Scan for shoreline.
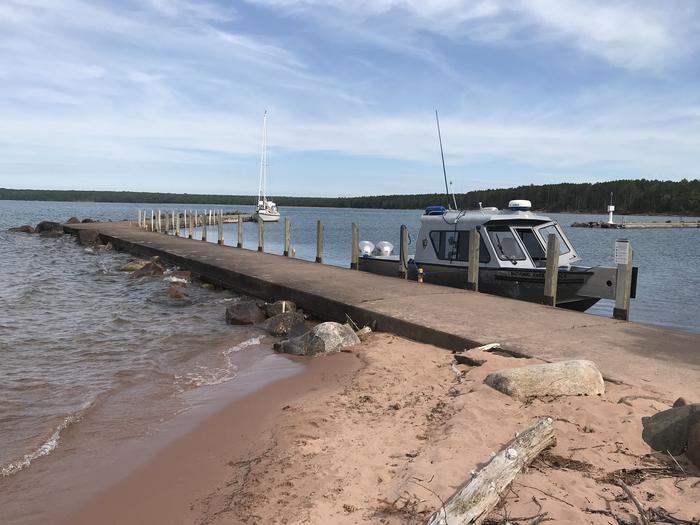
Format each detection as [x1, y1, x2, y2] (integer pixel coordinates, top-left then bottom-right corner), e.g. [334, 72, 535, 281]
[62, 333, 698, 524]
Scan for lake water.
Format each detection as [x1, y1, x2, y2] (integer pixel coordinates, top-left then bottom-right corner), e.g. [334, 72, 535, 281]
[0, 199, 698, 523]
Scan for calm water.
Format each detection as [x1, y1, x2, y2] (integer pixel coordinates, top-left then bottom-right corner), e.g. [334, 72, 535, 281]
[0, 199, 698, 522]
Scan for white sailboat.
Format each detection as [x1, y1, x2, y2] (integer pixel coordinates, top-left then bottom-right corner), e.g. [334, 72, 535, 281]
[254, 110, 281, 223]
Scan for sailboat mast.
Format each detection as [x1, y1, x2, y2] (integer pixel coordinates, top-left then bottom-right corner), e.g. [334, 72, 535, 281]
[257, 111, 267, 206]
[435, 110, 457, 210]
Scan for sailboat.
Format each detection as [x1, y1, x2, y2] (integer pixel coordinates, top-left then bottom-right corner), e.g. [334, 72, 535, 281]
[254, 110, 281, 223]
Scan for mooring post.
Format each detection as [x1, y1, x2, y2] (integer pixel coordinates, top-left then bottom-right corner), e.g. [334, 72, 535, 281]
[137, 209, 142, 228]
[315, 220, 324, 263]
[217, 210, 224, 245]
[417, 267, 424, 283]
[399, 224, 409, 278]
[236, 215, 243, 248]
[284, 218, 291, 256]
[188, 210, 193, 239]
[175, 212, 180, 236]
[467, 229, 480, 291]
[543, 233, 559, 307]
[157, 210, 162, 232]
[257, 219, 265, 252]
[613, 239, 634, 321]
[209, 210, 212, 226]
[201, 212, 207, 242]
[350, 223, 359, 270]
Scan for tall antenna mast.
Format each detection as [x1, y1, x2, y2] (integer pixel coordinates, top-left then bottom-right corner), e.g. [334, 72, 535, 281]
[257, 110, 268, 206]
[435, 110, 458, 210]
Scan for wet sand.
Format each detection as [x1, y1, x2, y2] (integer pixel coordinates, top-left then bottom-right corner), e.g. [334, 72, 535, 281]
[65, 333, 698, 524]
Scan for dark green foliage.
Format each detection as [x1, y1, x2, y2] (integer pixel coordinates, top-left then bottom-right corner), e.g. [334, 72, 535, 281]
[1, 179, 699, 214]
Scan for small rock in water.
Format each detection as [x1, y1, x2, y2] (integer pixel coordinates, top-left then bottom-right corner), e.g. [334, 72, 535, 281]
[77, 229, 101, 246]
[170, 270, 192, 282]
[225, 300, 266, 325]
[167, 285, 188, 300]
[35, 221, 63, 236]
[275, 322, 360, 357]
[484, 359, 605, 399]
[201, 282, 216, 290]
[119, 259, 149, 272]
[264, 300, 297, 318]
[262, 311, 305, 336]
[66, 217, 80, 224]
[641, 404, 700, 456]
[8, 225, 35, 234]
[131, 260, 166, 278]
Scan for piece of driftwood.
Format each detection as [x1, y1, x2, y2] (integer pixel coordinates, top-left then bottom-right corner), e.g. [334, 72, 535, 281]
[426, 418, 556, 525]
[454, 355, 486, 367]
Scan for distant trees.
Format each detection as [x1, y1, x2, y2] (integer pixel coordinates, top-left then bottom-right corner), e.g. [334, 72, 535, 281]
[1, 178, 699, 214]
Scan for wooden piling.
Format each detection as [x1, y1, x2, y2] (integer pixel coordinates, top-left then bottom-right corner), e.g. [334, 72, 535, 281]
[467, 229, 480, 291]
[543, 233, 559, 307]
[237, 215, 243, 248]
[150, 210, 154, 232]
[315, 220, 324, 263]
[257, 219, 265, 252]
[137, 209, 142, 228]
[201, 212, 207, 241]
[157, 210, 162, 232]
[175, 212, 180, 236]
[188, 210, 193, 239]
[350, 223, 359, 270]
[399, 224, 409, 279]
[217, 210, 224, 245]
[284, 218, 291, 256]
[613, 240, 634, 321]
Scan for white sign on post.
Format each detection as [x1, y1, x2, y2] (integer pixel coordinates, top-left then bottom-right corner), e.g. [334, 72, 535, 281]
[615, 239, 630, 265]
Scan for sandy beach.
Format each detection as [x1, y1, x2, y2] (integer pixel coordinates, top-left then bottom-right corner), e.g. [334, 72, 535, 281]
[63, 332, 699, 525]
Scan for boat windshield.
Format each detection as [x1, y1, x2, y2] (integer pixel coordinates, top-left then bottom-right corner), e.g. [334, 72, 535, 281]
[515, 227, 546, 267]
[537, 224, 570, 255]
[487, 227, 526, 262]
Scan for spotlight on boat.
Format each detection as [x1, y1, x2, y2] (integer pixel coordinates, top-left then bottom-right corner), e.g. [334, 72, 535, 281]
[374, 241, 394, 256]
[358, 241, 375, 256]
[508, 199, 532, 211]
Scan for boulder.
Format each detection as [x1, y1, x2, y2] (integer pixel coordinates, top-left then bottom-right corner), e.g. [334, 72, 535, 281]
[264, 300, 297, 318]
[262, 311, 305, 337]
[77, 229, 101, 246]
[167, 285, 188, 300]
[119, 259, 149, 272]
[131, 260, 165, 278]
[35, 221, 63, 236]
[687, 421, 700, 469]
[275, 322, 360, 357]
[169, 270, 192, 282]
[66, 217, 80, 224]
[81, 218, 97, 223]
[225, 300, 266, 325]
[8, 225, 35, 234]
[641, 404, 700, 456]
[484, 360, 605, 400]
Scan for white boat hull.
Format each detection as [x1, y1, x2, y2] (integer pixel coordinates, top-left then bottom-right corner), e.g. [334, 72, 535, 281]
[255, 211, 280, 222]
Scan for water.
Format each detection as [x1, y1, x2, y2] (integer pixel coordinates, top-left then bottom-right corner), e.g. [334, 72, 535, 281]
[0, 199, 698, 522]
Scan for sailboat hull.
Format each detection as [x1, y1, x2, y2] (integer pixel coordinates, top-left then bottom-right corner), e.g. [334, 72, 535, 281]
[255, 211, 280, 222]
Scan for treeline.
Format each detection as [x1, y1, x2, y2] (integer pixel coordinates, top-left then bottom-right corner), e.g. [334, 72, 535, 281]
[2, 179, 699, 214]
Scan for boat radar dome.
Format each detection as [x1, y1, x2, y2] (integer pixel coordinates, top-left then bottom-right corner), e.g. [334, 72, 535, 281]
[508, 199, 532, 211]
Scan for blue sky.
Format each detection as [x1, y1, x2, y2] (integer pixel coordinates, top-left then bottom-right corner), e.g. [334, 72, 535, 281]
[1, 0, 700, 196]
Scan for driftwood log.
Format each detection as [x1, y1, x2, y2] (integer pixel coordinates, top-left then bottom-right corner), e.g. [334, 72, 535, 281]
[426, 417, 556, 525]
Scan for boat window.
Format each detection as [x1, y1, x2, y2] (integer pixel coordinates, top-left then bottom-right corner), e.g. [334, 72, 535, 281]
[429, 231, 491, 263]
[515, 228, 546, 267]
[487, 227, 526, 262]
[537, 225, 570, 255]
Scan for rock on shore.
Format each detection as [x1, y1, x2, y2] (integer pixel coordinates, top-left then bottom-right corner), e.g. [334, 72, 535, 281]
[225, 300, 266, 325]
[262, 311, 305, 337]
[485, 359, 605, 399]
[641, 403, 700, 457]
[35, 221, 63, 236]
[275, 322, 360, 356]
[264, 300, 297, 318]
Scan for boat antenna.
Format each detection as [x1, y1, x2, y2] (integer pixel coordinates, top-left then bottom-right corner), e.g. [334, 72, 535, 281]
[435, 110, 458, 210]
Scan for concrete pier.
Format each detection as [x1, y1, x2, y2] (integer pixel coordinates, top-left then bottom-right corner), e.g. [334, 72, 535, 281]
[64, 221, 699, 386]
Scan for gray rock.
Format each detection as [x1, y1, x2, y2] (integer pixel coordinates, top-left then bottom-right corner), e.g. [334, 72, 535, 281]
[77, 229, 101, 246]
[276, 322, 360, 357]
[66, 217, 80, 224]
[641, 404, 700, 456]
[35, 221, 63, 235]
[131, 260, 165, 278]
[485, 360, 605, 399]
[688, 421, 700, 469]
[119, 259, 149, 272]
[262, 311, 305, 336]
[264, 300, 297, 318]
[8, 225, 35, 234]
[225, 300, 266, 325]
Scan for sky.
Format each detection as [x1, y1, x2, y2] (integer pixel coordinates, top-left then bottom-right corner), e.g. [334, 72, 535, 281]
[1, 0, 700, 197]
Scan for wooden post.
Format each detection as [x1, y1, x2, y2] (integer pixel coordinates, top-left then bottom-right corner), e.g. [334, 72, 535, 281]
[175, 212, 180, 236]
[149, 210, 153, 231]
[137, 209, 142, 228]
[201, 212, 207, 241]
[237, 215, 243, 248]
[417, 267, 424, 283]
[613, 240, 634, 321]
[543, 233, 559, 307]
[209, 210, 212, 226]
[257, 219, 264, 252]
[315, 220, 324, 263]
[399, 224, 409, 278]
[283, 218, 291, 256]
[217, 210, 224, 245]
[157, 210, 161, 232]
[350, 223, 359, 269]
[188, 210, 193, 239]
[467, 229, 480, 291]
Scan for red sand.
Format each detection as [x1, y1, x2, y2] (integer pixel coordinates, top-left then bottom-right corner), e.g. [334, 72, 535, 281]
[64, 333, 699, 524]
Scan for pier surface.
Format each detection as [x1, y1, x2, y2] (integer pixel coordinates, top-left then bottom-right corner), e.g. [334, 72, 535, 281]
[66, 221, 699, 387]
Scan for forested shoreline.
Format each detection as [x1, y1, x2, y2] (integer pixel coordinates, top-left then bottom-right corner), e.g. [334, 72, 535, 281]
[2, 179, 699, 215]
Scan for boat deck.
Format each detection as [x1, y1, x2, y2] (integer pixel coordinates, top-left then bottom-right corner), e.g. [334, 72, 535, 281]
[65, 221, 700, 391]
